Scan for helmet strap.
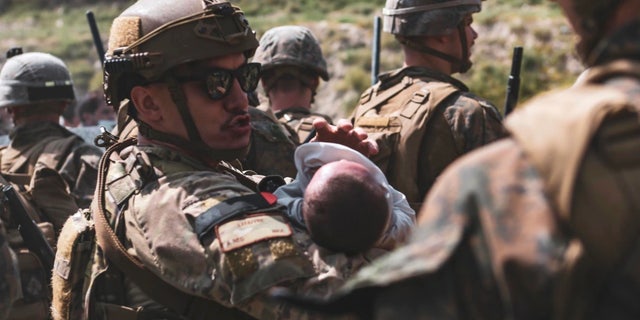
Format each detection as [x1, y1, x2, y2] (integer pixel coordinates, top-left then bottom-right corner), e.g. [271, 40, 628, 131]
[399, 32, 470, 74]
[136, 77, 250, 162]
[164, 76, 202, 142]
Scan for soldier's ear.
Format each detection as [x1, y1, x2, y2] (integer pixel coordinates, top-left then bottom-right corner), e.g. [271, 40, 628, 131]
[130, 85, 162, 122]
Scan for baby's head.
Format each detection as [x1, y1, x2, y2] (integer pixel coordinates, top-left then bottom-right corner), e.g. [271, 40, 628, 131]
[302, 160, 390, 255]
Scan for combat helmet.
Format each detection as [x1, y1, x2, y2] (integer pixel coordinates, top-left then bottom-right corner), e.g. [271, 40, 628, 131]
[252, 26, 329, 81]
[571, 0, 623, 65]
[0, 48, 75, 109]
[383, 0, 482, 73]
[103, 0, 259, 160]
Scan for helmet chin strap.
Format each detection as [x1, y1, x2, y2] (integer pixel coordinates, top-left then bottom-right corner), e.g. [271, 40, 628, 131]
[137, 76, 250, 162]
[400, 23, 472, 74]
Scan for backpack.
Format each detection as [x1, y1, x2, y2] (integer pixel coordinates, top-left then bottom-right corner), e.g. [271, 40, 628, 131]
[505, 60, 640, 319]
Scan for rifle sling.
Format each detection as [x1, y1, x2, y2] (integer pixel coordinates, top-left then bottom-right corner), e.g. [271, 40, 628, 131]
[93, 138, 254, 319]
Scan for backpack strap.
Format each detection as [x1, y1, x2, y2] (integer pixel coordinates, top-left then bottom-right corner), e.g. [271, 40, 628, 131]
[93, 138, 255, 319]
[354, 76, 413, 119]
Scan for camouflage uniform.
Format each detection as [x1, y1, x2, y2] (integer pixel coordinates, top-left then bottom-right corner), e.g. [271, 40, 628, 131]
[0, 122, 102, 210]
[291, 12, 640, 320]
[0, 51, 101, 320]
[0, 219, 20, 320]
[68, 1, 380, 319]
[350, 0, 506, 212]
[351, 67, 506, 211]
[253, 25, 333, 143]
[85, 142, 374, 319]
[242, 106, 298, 178]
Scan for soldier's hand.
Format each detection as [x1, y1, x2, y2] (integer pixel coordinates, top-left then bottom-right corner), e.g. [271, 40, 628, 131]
[310, 118, 379, 157]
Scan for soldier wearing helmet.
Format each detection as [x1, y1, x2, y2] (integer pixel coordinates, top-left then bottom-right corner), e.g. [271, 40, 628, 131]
[52, 1, 381, 319]
[253, 25, 333, 143]
[0, 49, 102, 320]
[350, 0, 507, 213]
[275, 0, 640, 319]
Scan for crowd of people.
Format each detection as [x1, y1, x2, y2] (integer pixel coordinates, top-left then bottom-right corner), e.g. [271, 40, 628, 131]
[0, 0, 638, 319]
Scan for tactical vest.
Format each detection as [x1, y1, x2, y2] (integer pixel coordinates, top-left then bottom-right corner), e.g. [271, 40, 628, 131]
[0, 135, 81, 320]
[506, 60, 640, 320]
[275, 107, 331, 143]
[53, 139, 314, 320]
[352, 75, 459, 210]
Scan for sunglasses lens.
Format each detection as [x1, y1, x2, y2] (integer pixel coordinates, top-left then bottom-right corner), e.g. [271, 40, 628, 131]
[238, 63, 261, 92]
[205, 71, 233, 100]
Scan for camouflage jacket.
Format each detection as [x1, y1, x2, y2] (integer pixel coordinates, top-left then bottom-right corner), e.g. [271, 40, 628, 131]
[0, 218, 20, 320]
[350, 66, 507, 211]
[0, 121, 102, 209]
[242, 107, 298, 178]
[85, 142, 370, 320]
[305, 19, 640, 320]
[273, 106, 333, 143]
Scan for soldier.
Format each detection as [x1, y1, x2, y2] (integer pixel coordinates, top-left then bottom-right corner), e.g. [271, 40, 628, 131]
[56, 1, 378, 319]
[277, 0, 640, 319]
[76, 90, 116, 128]
[253, 25, 334, 143]
[0, 219, 20, 320]
[350, 0, 507, 212]
[0, 49, 103, 320]
[0, 49, 102, 210]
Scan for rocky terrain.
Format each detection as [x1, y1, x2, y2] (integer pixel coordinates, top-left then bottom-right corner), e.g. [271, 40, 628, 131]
[0, 1, 583, 119]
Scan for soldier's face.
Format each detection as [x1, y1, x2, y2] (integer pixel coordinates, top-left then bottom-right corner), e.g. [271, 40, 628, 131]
[177, 53, 252, 150]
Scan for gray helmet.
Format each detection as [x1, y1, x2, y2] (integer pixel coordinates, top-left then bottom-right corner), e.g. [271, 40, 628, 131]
[0, 49, 75, 109]
[383, 0, 482, 36]
[104, 0, 259, 107]
[252, 26, 329, 81]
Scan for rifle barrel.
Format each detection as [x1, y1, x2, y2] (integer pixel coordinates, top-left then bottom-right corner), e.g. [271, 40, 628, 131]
[371, 16, 382, 85]
[504, 46, 524, 116]
[86, 10, 105, 65]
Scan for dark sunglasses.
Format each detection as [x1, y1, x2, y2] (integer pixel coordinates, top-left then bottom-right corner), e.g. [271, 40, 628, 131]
[173, 63, 262, 100]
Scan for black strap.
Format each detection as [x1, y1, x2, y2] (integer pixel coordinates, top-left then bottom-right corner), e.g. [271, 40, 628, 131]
[194, 193, 276, 240]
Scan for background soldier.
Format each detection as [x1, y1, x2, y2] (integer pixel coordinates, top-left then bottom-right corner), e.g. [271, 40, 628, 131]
[350, 0, 507, 212]
[253, 25, 334, 143]
[0, 219, 20, 320]
[61, 1, 380, 319]
[0, 50, 102, 319]
[278, 0, 640, 319]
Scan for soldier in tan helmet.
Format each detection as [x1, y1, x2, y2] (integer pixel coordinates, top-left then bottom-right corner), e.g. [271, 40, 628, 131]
[350, 0, 507, 213]
[275, 0, 640, 319]
[253, 25, 334, 144]
[50, 1, 380, 319]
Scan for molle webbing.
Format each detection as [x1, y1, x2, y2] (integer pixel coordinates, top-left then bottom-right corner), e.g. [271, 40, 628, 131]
[93, 139, 256, 319]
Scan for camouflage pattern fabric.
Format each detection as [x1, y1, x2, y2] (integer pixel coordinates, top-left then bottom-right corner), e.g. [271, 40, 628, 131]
[242, 107, 298, 178]
[274, 106, 333, 143]
[350, 66, 506, 212]
[0, 121, 102, 209]
[252, 25, 329, 80]
[85, 143, 371, 319]
[298, 17, 640, 320]
[0, 219, 20, 320]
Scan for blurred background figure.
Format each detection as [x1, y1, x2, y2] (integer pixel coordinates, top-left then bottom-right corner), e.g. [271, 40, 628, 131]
[253, 25, 333, 143]
[77, 90, 115, 128]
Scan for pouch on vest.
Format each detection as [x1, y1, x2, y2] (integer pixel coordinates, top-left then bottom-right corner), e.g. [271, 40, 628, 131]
[51, 209, 94, 320]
